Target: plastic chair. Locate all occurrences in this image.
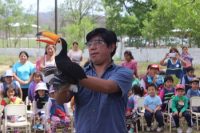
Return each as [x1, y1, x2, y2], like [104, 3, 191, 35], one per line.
[0, 105, 4, 131]
[190, 96, 200, 130]
[3, 104, 31, 133]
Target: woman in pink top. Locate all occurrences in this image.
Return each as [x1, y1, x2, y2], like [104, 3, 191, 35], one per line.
[37, 44, 57, 87]
[121, 50, 138, 78]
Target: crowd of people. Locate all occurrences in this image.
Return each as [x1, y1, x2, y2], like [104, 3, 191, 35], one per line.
[0, 27, 199, 133]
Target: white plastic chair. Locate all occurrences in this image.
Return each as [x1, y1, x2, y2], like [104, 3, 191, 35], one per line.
[3, 104, 31, 133]
[190, 96, 200, 130]
[137, 97, 145, 131]
[0, 105, 4, 131]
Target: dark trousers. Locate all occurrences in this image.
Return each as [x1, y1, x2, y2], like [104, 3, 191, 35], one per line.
[22, 88, 28, 101]
[173, 111, 192, 128]
[144, 110, 164, 127]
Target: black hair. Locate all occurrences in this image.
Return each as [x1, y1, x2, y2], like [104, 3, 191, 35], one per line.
[147, 83, 157, 90]
[86, 28, 117, 57]
[132, 85, 143, 97]
[124, 50, 134, 59]
[169, 47, 180, 55]
[186, 66, 195, 73]
[164, 75, 174, 83]
[73, 41, 79, 46]
[33, 71, 43, 81]
[44, 44, 56, 55]
[19, 51, 29, 58]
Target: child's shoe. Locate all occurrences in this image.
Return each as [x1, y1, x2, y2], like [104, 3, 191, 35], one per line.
[186, 127, 192, 133]
[32, 124, 39, 129]
[177, 127, 183, 133]
[37, 124, 44, 130]
[146, 126, 151, 132]
[156, 126, 163, 132]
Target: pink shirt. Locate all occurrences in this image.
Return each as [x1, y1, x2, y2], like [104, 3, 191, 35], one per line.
[121, 59, 138, 76]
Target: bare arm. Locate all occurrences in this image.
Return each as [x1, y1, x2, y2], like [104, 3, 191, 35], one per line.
[79, 76, 120, 94]
[160, 53, 168, 66]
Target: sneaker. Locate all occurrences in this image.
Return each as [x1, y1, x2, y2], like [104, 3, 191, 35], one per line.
[156, 127, 163, 132]
[37, 124, 44, 130]
[146, 126, 151, 132]
[32, 124, 38, 129]
[177, 127, 183, 133]
[186, 127, 192, 133]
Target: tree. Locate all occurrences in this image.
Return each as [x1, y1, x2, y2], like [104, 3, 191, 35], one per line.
[58, 0, 99, 48]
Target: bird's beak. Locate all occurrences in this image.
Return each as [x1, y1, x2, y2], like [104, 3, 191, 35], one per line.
[36, 31, 60, 45]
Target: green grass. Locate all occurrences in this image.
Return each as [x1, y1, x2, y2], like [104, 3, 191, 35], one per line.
[0, 38, 45, 48]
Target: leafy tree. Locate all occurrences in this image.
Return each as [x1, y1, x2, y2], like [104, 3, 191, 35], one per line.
[59, 0, 99, 48]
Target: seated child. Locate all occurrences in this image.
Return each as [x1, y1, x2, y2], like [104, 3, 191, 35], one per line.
[47, 85, 70, 133]
[28, 71, 43, 102]
[0, 69, 22, 99]
[126, 85, 143, 132]
[3, 84, 24, 133]
[186, 78, 200, 112]
[33, 82, 49, 130]
[144, 83, 164, 132]
[172, 84, 192, 133]
[159, 75, 175, 111]
[181, 67, 195, 93]
[4, 84, 23, 104]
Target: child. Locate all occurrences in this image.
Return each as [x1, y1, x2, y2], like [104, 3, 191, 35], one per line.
[32, 82, 49, 130]
[4, 84, 23, 104]
[186, 78, 200, 99]
[126, 85, 143, 132]
[181, 67, 195, 93]
[172, 84, 192, 133]
[3, 84, 24, 133]
[144, 83, 164, 132]
[159, 75, 175, 111]
[46, 85, 71, 133]
[140, 64, 160, 92]
[28, 71, 43, 102]
[1, 69, 22, 99]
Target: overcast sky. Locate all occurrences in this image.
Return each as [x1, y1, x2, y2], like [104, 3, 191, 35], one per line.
[21, 0, 65, 12]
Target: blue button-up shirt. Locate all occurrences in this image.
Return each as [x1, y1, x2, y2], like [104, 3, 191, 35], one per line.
[74, 63, 132, 133]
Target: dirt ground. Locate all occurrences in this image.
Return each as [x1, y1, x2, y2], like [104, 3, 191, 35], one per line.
[0, 65, 10, 75]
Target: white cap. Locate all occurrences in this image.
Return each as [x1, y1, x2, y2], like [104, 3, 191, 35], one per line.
[4, 69, 13, 77]
[35, 82, 48, 92]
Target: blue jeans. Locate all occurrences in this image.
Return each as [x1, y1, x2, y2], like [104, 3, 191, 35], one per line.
[173, 111, 192, 128]
[144, 110, 164, 127]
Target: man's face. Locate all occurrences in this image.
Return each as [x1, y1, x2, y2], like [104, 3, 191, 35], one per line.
[87, 36, 113, 65]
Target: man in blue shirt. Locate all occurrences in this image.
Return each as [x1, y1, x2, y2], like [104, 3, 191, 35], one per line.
[54, 28, 132, 133]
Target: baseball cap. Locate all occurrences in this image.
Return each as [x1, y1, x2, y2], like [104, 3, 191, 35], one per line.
[4, 69, 13, 77]
[35, 82, 48, 92]
[149, 64, 159, 71]
[175, 84, 185, 90]
[190, 78, 199, 83]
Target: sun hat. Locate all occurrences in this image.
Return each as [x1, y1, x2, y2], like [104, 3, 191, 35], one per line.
[190, 77, 199, 83]
[4, 69, 13, 77]
[35, 82, 48, 92]
[175, 84, 185, 90]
